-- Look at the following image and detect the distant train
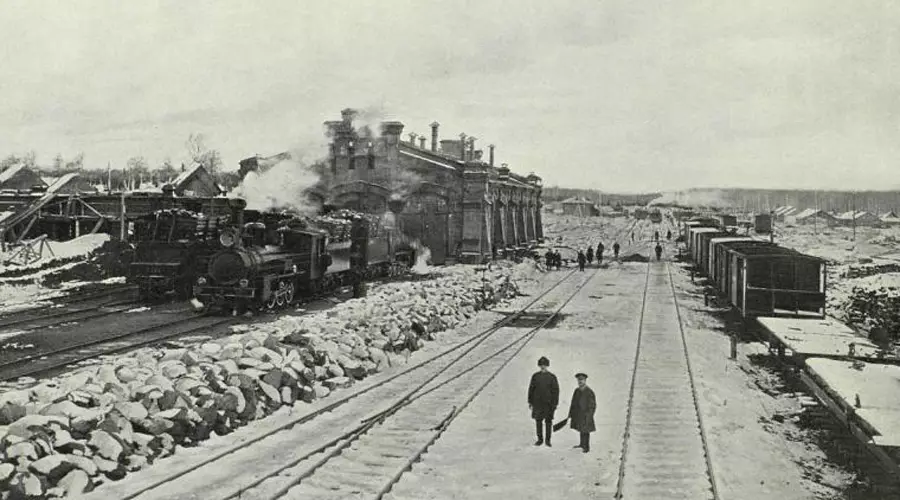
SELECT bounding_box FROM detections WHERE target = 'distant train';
[682,218,826,318]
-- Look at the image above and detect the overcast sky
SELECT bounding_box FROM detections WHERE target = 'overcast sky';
[1,1,899,192]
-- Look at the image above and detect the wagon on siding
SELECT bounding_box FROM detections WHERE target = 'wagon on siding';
[726,245,826,318]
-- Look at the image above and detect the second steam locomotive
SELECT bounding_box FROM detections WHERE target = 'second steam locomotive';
[130,201,417,312]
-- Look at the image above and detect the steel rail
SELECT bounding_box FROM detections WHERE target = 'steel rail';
[117,267,581,500]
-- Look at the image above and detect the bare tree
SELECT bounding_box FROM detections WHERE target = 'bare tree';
[126,156,150,189]
[65,153,84,171]
[157,157,178,183]
[52,153,64,171]
[0,154,21,172]
[185,133,222,173]
[23,151,36,169]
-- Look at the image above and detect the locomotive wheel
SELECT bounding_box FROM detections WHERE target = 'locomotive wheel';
[266,291,278,310]
[284,281,295,305]
[275,281,287,307]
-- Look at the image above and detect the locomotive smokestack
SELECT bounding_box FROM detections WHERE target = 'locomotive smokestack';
[489,144,495,167]
[419,136,426,149]
[430,122,439,152]
[408,132,417,145]
[458,133,467,160]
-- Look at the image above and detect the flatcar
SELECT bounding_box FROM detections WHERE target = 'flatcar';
[194,210,415,312]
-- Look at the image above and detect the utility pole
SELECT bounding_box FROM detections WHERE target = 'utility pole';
[770,210,775,243]
[814,190,818,235]
[852,191,857,242]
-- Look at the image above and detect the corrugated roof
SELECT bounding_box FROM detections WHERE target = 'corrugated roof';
[172,164,204,188]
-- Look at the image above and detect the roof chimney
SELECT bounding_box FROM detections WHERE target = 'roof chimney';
[489,144,495,167]
[408,132,418,145]
[467,137,476,161]
[458,133,467,160]
[419,136,427,149]
[341,108,357,124]
[430,122,440,152]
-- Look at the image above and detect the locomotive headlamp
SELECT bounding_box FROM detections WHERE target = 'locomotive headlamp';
[239,278,249,288]
[197,277,207,286]
[219,230,236,248]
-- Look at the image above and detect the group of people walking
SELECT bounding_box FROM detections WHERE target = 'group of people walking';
[527,357,596,452]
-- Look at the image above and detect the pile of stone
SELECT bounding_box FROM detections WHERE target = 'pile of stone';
[842,261,900,280]
[0,266,518,499]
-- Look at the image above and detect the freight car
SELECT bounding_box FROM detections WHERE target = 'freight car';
[684,223,826,318]
[649,210,663,223]
[129,207,241,301]
[194,210,415,312]
[754,213,773,234]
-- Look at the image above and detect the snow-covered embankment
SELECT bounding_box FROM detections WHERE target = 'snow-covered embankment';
[0,264,522,498]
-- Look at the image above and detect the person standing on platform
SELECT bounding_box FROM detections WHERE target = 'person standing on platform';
[568,372,596,453]
[666,229,672,241]
[613,241,620,260]
[596,242,604,265]
[655,243,663,261]
[577,250,586,271]
[545,249,553,270]
[528,356,559,447]
[586,246,594,265]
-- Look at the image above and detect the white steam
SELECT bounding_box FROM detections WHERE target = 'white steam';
[412,244,432,274]
[235,149,322,215]
[650,189,733,209]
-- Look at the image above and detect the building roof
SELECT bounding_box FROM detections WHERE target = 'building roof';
[773,206,797,216]
[172,164,203,188]
[561,196,595,205]
[881,211,899,219]
[836,210,876,220]
[0,164,44,186]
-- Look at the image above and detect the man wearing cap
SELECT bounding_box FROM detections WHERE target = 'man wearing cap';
[527,356,559,447]
[568,372,596,453]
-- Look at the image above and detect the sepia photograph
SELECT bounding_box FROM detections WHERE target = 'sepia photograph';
[0,1,899,499]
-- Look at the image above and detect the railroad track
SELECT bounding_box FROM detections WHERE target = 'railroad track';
[92,268,591,500]
[0,283,138,327]
[0,314,234,382]
[614,259,720,500]
[0,299,142,332]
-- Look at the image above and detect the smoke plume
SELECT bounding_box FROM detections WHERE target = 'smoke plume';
[235,146,324,215]
[650,189,733,209]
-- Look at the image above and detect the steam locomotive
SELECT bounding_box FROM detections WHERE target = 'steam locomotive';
[192,208,416,312]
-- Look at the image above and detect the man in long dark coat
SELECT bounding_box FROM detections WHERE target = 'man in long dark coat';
[586,246,594,265]
[568,372,596,453]
[577,250,586,271]
[613,241,621,260]
[596,242,604,265]
[528,356,559,447]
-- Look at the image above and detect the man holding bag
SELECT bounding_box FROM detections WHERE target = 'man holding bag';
[527,356,559,447]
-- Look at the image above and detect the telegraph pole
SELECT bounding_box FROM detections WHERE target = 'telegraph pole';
[852,191,857,242]
[814,190,818,235]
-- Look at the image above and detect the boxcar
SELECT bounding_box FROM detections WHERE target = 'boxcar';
[713,240,774,295]
[706,236,753,278]
[718,214,738,228]
[727,245,826,318]
[754,213,773,234]
[695,230,731,275]
[689,228,724,265]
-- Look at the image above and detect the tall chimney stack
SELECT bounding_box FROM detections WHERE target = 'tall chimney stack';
[459,133,467,160]
[408,132,417,145]
[418,136,426,149]
[489,144,495,166]
[468,137,476,161]
[430,122,440,152]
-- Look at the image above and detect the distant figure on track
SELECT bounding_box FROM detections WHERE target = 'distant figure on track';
[596,242,604,265]
[654,230,659,243]
[613,242,620,260]
[666,229,672,241]
[655,243,663,261]
[568,372,596,453]
[545,249,553,270]
[631,231,635,243]
[577,250,586,271]
[528,356,559,447]
[586,246,594,265]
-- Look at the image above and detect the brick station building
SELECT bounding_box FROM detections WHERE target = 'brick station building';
[322,109,543,264]
[241,109,543,265]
